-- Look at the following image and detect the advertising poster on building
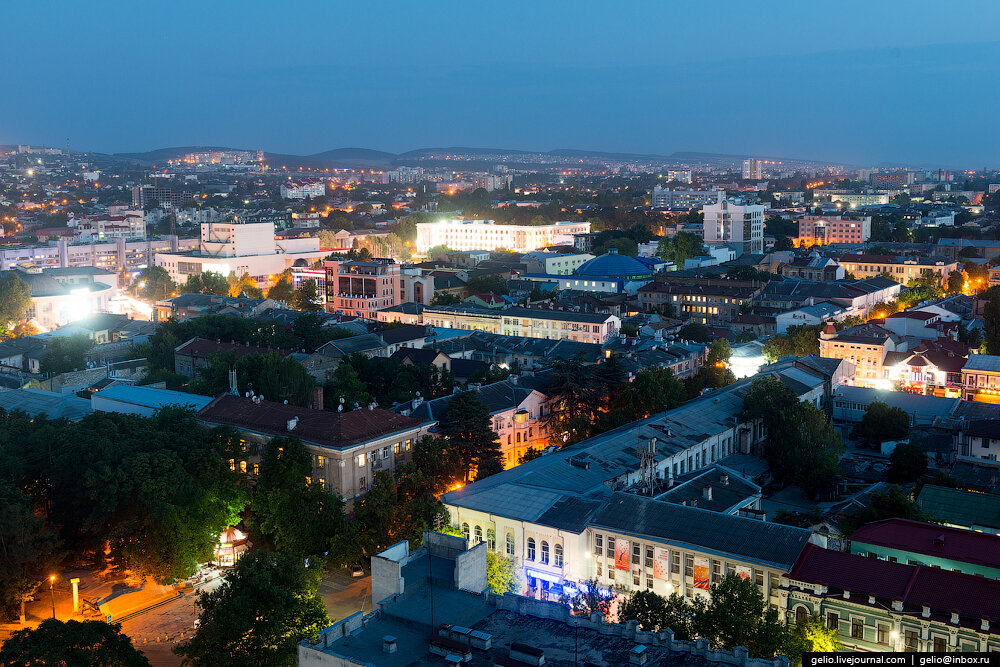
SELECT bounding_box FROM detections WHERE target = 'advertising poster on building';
[615,538,630,571]
[693,556,710,590]
[736,565,751,581]
[654,547,670,579]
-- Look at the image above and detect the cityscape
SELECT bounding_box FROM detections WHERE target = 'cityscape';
[3,3,1000,667]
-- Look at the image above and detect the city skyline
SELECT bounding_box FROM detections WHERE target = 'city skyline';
[3,1,1000,167]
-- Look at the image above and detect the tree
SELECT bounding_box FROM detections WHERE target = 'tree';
[784,613,843,666]
[175,550,329,667]
[856,401,910,445]
[248,436,344,556]
[0,273,32,327]
[0,618,150,666]
[657,231,705,266]
[40,333,93,374]
[888,441,928,484]
[294,279,323,312]
[696,573,788,659]
[140,265,175,301]
[439,391,502,480]
[486,551,518,595]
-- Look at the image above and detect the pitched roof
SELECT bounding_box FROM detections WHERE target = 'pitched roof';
[850,518,1000,570]
[591,492,811,570]
[197,394,427,450]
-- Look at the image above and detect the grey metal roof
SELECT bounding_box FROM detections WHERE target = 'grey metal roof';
[591,492,812,570]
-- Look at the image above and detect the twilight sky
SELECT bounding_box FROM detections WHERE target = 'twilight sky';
[3,0,1000,167]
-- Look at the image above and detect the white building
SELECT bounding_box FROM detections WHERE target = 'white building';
[742,158,763,180]
[703,199,765,255]
[155,220,327,287]
[415,219,591,253]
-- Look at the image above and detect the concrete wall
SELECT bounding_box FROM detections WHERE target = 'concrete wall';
[371,540,409,607]
[454,541,488,594]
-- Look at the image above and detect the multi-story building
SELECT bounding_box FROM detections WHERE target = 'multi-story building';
[961,355,1000,403]
[781,543,1000,653]
[650,186,724,209]
[279,177,325,199]
[741,158,762,180]
[197,393,432,502]
[838,254,960,287]
[820,322,901,387]
[795,215,872,247]
[415,219,590,253]
[323,257,401,319]
[703,199,765,255]
[637,281,761,325]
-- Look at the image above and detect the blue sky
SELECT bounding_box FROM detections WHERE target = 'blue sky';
[3,1,999,166]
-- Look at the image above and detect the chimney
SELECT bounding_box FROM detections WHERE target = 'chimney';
[287,416,299,432]
[312,385,324,410]
[702,485,713,501]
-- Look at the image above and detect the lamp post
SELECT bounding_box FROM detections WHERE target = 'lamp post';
[49,575,56,619]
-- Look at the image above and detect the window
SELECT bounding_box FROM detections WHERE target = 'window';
[594,533,603,556]
[877,624,889,645]
[474,525,483,544]
[852,619,864,640]
[827,612,839,631]
[934,637,947,652]
[607,537,615,558]
[632,543,640,565]
[462,523,470,540]
[487,528,496,550]
[796,607,808,625]
[555,544,563,567]
[527,538,536,561]
[541,541,549,565]
[506,532,515,557]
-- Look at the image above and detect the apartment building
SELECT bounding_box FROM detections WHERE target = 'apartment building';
[795,215,871,247]
[323,257,401,319]
[838,254,959,287]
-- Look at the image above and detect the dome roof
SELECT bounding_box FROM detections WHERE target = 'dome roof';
[574,249,652,279]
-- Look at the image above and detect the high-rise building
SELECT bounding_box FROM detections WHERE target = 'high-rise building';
[703,199,765,255]
[742,158,763,180]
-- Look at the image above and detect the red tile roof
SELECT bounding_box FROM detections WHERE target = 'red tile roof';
[850,518,1000,570]
[788,543,1000,627]
[197,394,427,449]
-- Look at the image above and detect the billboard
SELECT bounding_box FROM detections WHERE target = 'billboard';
[735,565,751,581]
[615,538,630,571]
[694,556,710,591]
[654,547,670,580]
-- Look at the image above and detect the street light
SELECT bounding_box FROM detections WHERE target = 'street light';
[49,575,56,619]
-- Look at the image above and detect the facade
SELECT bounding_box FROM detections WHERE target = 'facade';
[415,219,590,253]
[323,258,401,319]
[795,216,871,247]
[960,355,1000,403]
[819,322,901,387]
[703,199,765,255]
[197,393,432,501]
[781,543,1000,653]
[651,186,725,209]
[838,254,960,287]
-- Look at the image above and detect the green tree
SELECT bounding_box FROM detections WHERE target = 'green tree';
[0,618,150,666]
[486,551,518,595]
[657,231,705,266]
[248,436,344,556]
[175,550,329,667]
[140,265,175,301]
[856,401,910,445]
[784,613,843,666]
[438,390,502,481]
[696,572,788,658]
[40,333,93,374]
[888,441,928,484]
[0,273,32,327]
[294,279,323,312]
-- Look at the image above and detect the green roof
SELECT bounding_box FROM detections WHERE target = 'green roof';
[917,484,1000,532]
